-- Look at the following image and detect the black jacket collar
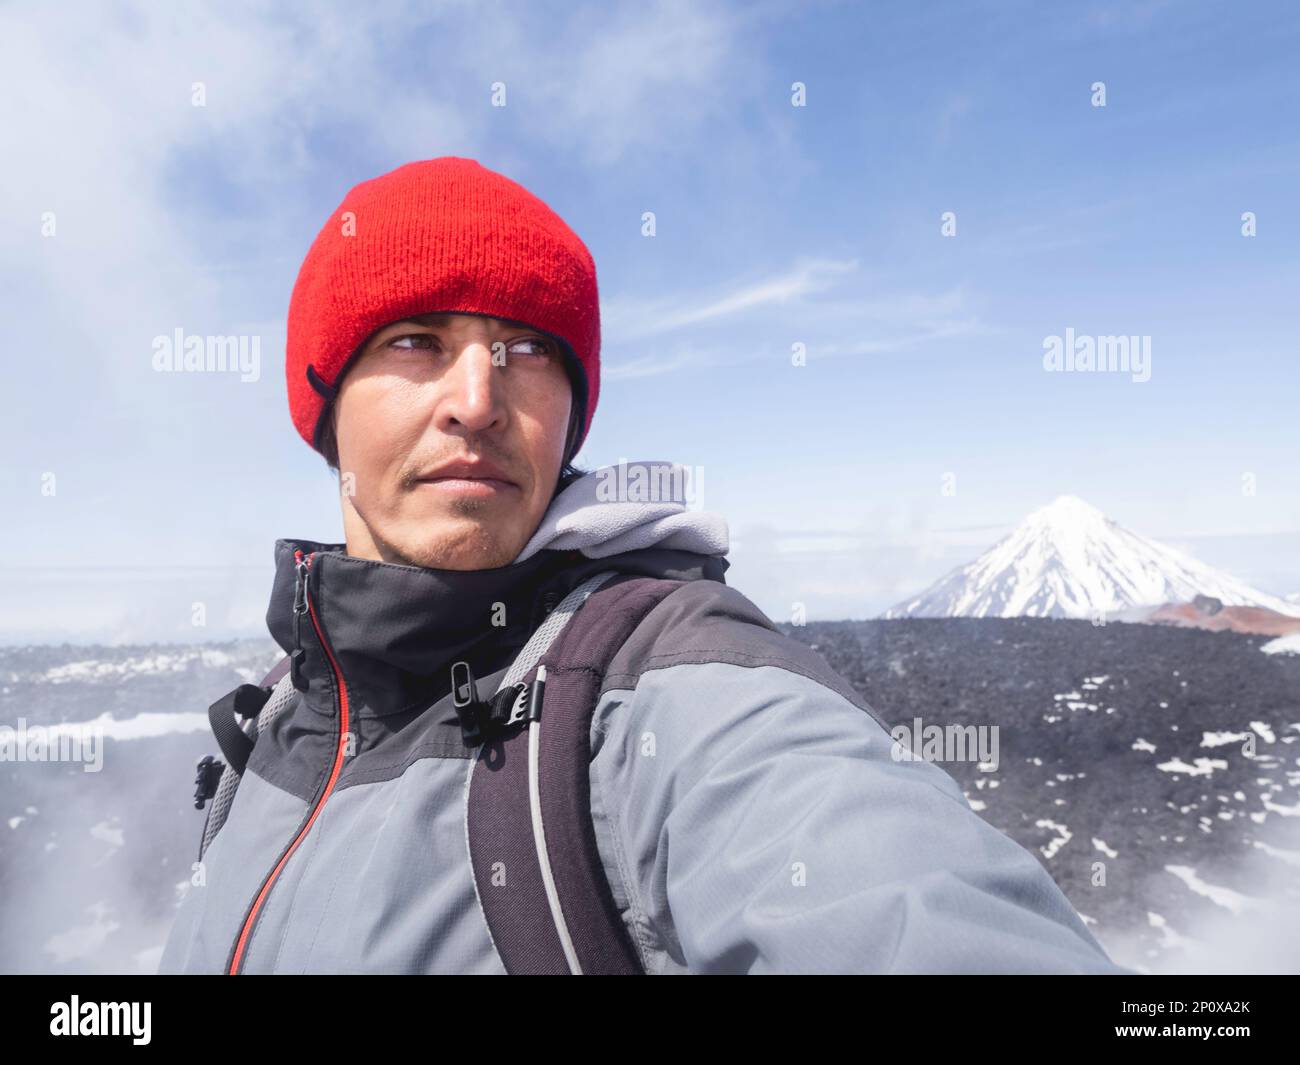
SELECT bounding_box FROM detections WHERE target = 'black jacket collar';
[265,537,728,719]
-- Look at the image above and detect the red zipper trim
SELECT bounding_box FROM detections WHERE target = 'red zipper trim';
[227,550,351,974]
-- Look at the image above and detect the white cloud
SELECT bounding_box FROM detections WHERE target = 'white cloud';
[602,259,984,379]
[605,257,860,341]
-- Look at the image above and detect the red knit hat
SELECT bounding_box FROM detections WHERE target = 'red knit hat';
[286,157,600,460]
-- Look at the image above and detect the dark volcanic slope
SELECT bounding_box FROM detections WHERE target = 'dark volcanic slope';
[776,616,1300,972]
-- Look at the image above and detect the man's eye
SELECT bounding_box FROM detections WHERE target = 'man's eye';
[389,333,437,350]
[384,334,552,358]
[507,337,554,358]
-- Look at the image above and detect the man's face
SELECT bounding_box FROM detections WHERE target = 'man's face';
[333,312,573,570]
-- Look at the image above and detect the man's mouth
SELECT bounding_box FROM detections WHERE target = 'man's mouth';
[413,459,520,495]
[416,476,518,495]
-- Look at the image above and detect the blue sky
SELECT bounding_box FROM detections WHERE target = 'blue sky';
[2,0,1298,643]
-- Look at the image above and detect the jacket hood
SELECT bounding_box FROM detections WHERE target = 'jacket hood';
[265,461,729,721]
[514,459,726,562]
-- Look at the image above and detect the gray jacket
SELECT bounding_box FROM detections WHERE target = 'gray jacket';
[158,463,1129,974]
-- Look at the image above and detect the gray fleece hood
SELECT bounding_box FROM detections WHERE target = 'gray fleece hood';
[516,459,726,562]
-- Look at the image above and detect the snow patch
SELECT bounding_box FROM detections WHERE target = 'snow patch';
[1164,865,1259,915]
[1157,757,1228,778]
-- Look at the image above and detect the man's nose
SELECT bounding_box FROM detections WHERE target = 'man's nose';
[437,340,505,435]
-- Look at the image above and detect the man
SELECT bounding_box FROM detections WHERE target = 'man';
[158,157,1128,974]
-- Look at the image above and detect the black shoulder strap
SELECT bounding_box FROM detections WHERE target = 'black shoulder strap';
[206,684,271,776]
[195,657,292,859]
[201,656,288,782]
[466,574,686,974]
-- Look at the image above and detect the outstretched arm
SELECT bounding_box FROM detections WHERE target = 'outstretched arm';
[590,656,1131,975]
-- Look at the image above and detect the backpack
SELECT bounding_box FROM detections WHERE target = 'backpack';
[193,569,686,974]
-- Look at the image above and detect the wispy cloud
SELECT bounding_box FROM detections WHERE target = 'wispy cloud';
[604,257,859,341]
[935,92,975,147]
[603,345,719,381]
[604,263,986,379]
[511,0,754,166]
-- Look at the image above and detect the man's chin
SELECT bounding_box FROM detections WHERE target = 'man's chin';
[384,515,522,572]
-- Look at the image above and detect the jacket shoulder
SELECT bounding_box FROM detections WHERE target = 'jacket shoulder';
[603,577,885,729]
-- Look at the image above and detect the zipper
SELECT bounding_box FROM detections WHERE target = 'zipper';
[227,548,351,974]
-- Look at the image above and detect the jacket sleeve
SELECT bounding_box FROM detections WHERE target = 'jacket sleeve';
[588,598,1133,974]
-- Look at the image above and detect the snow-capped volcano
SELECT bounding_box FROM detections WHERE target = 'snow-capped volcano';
[884,495,1300,620]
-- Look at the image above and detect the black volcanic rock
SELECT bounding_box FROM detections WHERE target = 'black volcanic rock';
[777,616,1300,972]
[1193,594,1224,616]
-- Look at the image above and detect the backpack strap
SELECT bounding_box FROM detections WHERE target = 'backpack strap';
[466,573,687,974]
[196,659,296,861]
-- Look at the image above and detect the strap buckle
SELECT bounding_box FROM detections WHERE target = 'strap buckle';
[451,660,537,746]
[193,753,225,810]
